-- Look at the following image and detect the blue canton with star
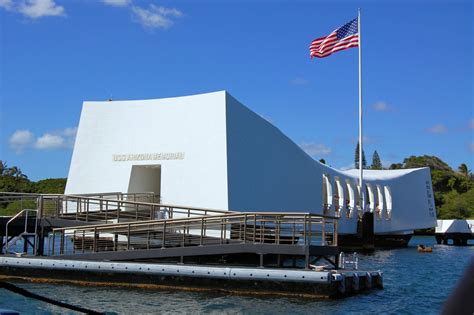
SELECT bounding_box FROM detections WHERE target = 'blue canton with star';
[336,18,358,40]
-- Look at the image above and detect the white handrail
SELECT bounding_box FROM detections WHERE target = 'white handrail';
[4,209,38,254]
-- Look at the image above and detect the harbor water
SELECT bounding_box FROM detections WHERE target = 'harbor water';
[1,236,473,314]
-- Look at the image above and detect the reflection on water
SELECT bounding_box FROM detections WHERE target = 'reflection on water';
[1,236,473,314]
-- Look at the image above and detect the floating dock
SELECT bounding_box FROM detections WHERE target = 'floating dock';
[0,256,382,298]
[0,192,383,298]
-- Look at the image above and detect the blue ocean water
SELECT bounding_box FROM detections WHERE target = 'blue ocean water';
[0,236,473,314]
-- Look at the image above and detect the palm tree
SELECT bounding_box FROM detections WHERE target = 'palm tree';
[7,166,27,179]
[0,160,7,175]
[458,163,471,178]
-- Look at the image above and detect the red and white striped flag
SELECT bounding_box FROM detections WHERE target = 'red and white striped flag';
[310,18,359,58]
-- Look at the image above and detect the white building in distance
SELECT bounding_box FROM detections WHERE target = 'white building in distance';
[66,91,437,236]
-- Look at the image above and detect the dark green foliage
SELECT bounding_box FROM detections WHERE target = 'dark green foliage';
[403,155,452,172]
[35,178,67,194]
[389,163,403,170]
[0,160,66,215]
[354,141,367,169]
[457,163,471,179]
[371,150,382,170]
[392,156,473,219]
[319,158,326,164]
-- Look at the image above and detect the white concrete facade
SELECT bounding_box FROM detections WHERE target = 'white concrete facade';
[66,91,437,234]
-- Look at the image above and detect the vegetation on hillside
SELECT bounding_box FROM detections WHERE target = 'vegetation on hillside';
[352,150,474,219]
[390,156,473,219]
[0,161,66,215]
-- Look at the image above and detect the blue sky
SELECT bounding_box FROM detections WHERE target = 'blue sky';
[0,0,473,181]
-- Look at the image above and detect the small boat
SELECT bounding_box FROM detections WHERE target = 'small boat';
[417,244,433,253]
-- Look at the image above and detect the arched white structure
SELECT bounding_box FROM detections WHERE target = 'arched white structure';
[366,183,375,213]
[322,174,333,215]
[384,186,393,219]
[334,177,344,217]
[376,184,384,219]
[66,91,437,236]
[345,179,355,219]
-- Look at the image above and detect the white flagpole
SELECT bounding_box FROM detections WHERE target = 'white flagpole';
[358,8,364,213]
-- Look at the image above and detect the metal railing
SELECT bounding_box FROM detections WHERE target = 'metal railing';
[1,192,231,224]
[48,212,338,256]
[4,209,38,254]
[43,194,232,223]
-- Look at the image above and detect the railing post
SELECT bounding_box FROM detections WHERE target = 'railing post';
[51,231,56,256]
[85,198,89,222]
[200,217,204,246]
[105,200,108,222]
[60,231,65,255]
[308,215,312,246]
[72,230,76,254]
[182,223,186,246]
[162,221,166,248]
[117,201,121,223]
[82,230,85,253]
[220,219,224,245]
[303,215,307,245]
[322,217,326,246]
[292,222,295,244]
[127,223,131,250]
[93,227,97,252]
[276,218,280,245]
[37,195,44,219]
[243,214,247,243]
[253,214,257,243]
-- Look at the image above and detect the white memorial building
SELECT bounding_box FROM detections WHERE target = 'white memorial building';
[66,91,437,236]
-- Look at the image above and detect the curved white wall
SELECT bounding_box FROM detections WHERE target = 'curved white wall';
[66,91,437,235]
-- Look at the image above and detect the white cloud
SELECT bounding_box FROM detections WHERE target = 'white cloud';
[131,4,182,29]
[62,127,77,137]
[35,127,77,149]
[290,77,309,86]
[0,0,13,10]
[17,0,65,19]
[300,142,332,157]
[102,0,131,7]
[9,129,34,153]
[372,101,391,112]
[427,124,447,134]
[8,127,77,152]
[35,133,65,149]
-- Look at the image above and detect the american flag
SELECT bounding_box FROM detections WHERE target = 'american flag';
[309,18,359,58]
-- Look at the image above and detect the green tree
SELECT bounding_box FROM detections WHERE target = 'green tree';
[354,141,366,169]
[371,150,383,170]
[458,163,471,179]
[0,160,7,175]
[389,163,403,170]
[319,158,326,164]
